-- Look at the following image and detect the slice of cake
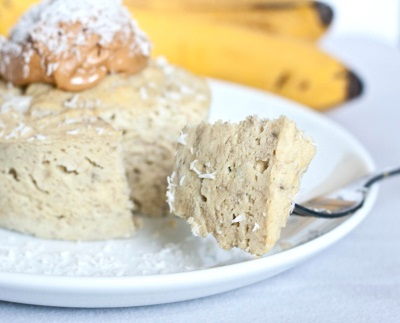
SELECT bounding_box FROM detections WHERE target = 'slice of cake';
[167,116,315,256]
[26,58,210,216]
[0,110,134,240]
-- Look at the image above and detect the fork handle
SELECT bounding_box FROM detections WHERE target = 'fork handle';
[363,166,400,188]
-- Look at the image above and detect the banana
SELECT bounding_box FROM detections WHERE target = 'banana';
[0,0,39,36]
[132,10,362,110]
[127,2,333,42]
[125,0,311,11]
[0,0,332,42]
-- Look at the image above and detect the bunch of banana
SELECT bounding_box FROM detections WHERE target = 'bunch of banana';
[0,0,362,110]
[131,9,362,110]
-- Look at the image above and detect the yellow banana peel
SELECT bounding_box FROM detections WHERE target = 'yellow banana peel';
[125,0,334,42]
[126,2,332,42]
[0,0,39,36]
[132,9,362,110]
[191,4,332,41]
[125,0,311,11]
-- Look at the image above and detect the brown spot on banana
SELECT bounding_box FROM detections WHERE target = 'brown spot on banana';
[274,71,291,90]
[314,1,334,27]
[346,70,364,100]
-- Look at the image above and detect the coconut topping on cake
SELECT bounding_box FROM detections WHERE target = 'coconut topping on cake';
[0,0,151,91]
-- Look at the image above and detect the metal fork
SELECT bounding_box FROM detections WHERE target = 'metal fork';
[292,166,400,218]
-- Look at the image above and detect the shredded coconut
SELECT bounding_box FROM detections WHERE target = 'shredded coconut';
[155,56,168,67]
[179,175,185,186]
[0,217,258,277]
[82,99,100,109]
[63,95,80,109]
[198,172,216,180]
[180,84,195,95]
[0,95,32,114]
[189,160,202,176]
[140,87,148,100]
[163,65,174,75]
[166,172,177,213]
[196,94,207,102]
[232,214,246,224]
[27,134,47,142]
[46,62,59,76]
[177,131,187,146]
[187,217,201,236]
[31,110,52,118]
[66,129,79,135]
[64,95,101,110]
[4,122,32,140]
[252,223,260,232]
[148,81,157,89]
[190,160,217,180]
[20,125,32,136]
[64,118,80,125]
[166,92,181,101]
[22,64,30,79]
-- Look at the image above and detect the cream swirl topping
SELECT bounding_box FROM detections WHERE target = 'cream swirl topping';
[0,0,151,91]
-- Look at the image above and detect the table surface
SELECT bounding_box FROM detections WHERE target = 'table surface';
[0,37,399,323]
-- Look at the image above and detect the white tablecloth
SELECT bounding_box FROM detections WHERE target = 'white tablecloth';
[0,37,399,323]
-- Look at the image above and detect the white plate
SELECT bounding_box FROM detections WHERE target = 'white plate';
[0,80,377,308]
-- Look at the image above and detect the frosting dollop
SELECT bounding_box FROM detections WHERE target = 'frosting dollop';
[0,0,151,91]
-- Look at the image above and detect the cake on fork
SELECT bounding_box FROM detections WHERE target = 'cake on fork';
[167,116,315,256]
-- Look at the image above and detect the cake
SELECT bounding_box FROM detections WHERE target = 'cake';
[167,116,315,256]
[0,0,210,240]
[0,103,134,240]
[26,58,210,216]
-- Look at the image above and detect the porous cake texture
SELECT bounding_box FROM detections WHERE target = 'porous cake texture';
[27,58,210,216]
[0,109,133,240]
[167,116,315,256]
